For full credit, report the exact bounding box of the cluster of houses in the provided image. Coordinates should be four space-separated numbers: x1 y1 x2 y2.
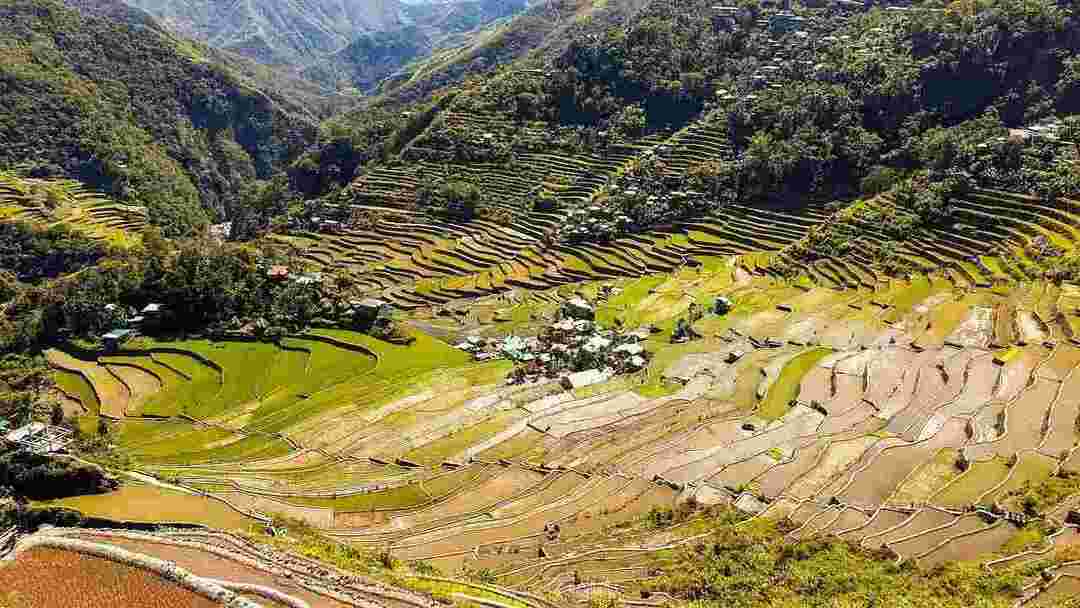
265 264 325 286
1008 119 1076 145
455 297 652 389
558 154 714 243
98 292 396 348
101 302 169 351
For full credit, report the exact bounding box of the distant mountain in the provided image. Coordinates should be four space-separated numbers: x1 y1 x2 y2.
306 0 526 92
121 0 406 64
117 0 526 91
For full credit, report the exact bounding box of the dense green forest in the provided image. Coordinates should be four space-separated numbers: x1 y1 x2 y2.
0 0 315 236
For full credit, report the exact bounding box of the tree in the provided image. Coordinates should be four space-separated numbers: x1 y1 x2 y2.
611 105 647 139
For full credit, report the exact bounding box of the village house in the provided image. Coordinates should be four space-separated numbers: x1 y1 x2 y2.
4 422 73 454
294 272 324 286
351 298 393 325
267 265 291 281
208 222 232 241
102 328 136 352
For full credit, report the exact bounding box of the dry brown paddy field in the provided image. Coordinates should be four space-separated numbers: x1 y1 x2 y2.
28 255 1080 606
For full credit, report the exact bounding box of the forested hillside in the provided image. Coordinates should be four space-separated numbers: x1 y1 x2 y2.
0 0 315 236
296 0 1080 230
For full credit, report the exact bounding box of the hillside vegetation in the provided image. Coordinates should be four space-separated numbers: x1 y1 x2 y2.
0 0 315 236
7 1 1080 607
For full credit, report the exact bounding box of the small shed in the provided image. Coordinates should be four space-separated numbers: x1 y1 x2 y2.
267 265 290 281
141 303 165 316
560 369 611 390
5 422 73 454
563 297 595 321
352 298 393 324
102 328 135 352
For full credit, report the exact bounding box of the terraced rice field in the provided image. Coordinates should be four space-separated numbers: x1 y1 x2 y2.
41 256 1080 607
0 172 147 244
33 178 1080 606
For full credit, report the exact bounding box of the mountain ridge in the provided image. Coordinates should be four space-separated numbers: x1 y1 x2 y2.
118 0 527 92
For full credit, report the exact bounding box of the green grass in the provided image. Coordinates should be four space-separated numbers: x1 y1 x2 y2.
35 483 256 530
112 330 507 468
403 410 523 465
757 347 832 421
885 275 933 320
645 508 1026 608
399 577 530 608
288 467 477 511
934 458 1011 508
985 453 1057 505
53 368 100 414
995 346 1022 364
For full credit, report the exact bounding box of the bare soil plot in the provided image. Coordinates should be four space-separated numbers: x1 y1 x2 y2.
839 419 967 507
393 477 671 561
1041 371 1080 457
891 449 963 504
838 509 910 545
218 492 335 528
0 548 220 608
989 378 1059 458
863 347 924 411
1038 344 1080 381
917 520 1014 567
937 353 999 417
756 439 829 499
887 515 985 559
887 350 972 441
85 537 352 608
877 508 957 546
36 484 256 530
708 454 776 490
933 458 1011 508
785 436 881 501
384 467 547 532
655 405 825 485
105 363 162 415
827 507 870 535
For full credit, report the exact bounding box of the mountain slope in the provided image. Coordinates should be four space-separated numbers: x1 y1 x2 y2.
118 0 528 93
0 0 316 236
123 0 406 65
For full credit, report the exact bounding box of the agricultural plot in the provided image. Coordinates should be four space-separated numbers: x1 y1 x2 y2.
41 232 1080 608
0 172 146 244
0 548 220 608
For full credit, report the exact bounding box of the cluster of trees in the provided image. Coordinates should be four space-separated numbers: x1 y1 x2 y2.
0 451 118 500
415 172 515 222
289 93 456 197
0 222 108 283
0 0 315 236
0 227 369 352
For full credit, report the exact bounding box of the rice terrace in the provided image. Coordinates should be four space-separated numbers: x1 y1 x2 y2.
6 0 1080 606
16 218 1080 607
